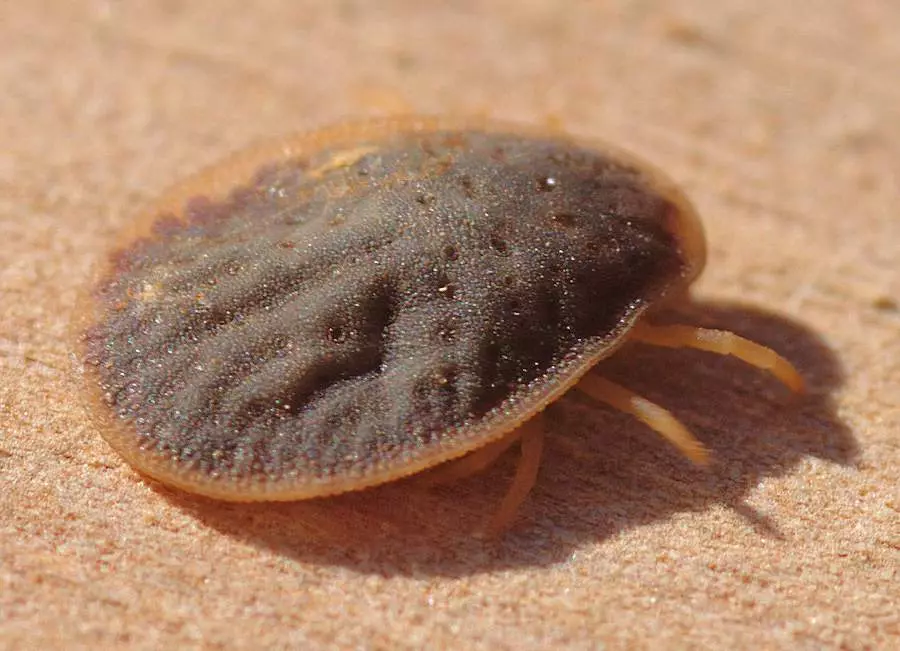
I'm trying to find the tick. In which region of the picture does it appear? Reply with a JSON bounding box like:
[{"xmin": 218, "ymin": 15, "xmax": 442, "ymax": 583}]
[{"xmin": 76, "ymin": 117, "xmax": 804, "ymax": 533}]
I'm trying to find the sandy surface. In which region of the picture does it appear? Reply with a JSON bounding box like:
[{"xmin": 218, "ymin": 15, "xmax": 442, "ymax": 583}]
[{"xmin": 1, "ymin": 1, "xmax": 897, "ymax": 649}]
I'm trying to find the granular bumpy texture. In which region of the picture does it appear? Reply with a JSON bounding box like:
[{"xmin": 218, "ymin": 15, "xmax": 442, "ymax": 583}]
[{"xmin": 79, "ymin": 121, "xmax": 697, "ymax": 497}]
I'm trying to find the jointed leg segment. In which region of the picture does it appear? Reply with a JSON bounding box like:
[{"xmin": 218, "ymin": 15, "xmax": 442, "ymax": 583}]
[
  {"xmin": 577, "ymin": 320, "xmax": 804, "ymax": 466},
  {"xmin": 423, "ymin": 418, "xmax": 546, "ymax": 536},
  {"xmin": 628, "ymin": 322, "xmax": 805, "ymax": 393},
  {"xmin": 577, "ymin": 374, "xmax": 710, "ymax": 464},
  {"xmin": 482, "ymin": 419, "xmax": 545, "ymax": 537},
  {"xmin": 421, "ymin": 428, "xmax": 527, "ymax": 486}
]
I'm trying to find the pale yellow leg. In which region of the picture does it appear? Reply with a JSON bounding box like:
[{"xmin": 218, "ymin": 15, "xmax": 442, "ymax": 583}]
[
  {"xmin": 481, "ymin": 419, "xmax": 546, "ymax": 537},
  {"xmin": 418, "ymin": 419, "xmax": 547, "ymax": 536},
  {"xmin": 420, "ymin": 429, "xmax": 525, "ymax": 486},
  {"xmin": 628, "ymin": 322, "xmax": 805, "ymax": 393},
  {"xmin": 577, "ymin": 374, "xmax": 710, "ymax": 465}
]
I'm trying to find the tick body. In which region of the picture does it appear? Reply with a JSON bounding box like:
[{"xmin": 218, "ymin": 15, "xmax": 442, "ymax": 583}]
[{"xmin": 77, "ymin": 117, "xmax": 803, "ymax": 531}]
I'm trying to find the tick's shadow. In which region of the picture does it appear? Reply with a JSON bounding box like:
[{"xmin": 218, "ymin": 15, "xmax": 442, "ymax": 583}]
[{"xmin": 161, "ymin": 300, "xmax": 855, "ymax": 576}]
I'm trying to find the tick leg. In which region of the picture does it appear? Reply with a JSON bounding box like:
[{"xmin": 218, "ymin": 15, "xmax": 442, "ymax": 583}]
[
  {"xmin": 420, "ymin": 429, "xmax": 525, "ymax": 486},
  {"xmin": 481, "ymin": 419, "xmax": 546, "ymax": 537},
  {"xmin": 628, "ymin": 323, "xmax": 805, "ymax": 393},
  {"xmin": 420, "ymin": 420, "xmax": 546, "ymax": 536},
  {"xmin": 577, "ymin": 374, "xmax": 709, "ymax": 465}
]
